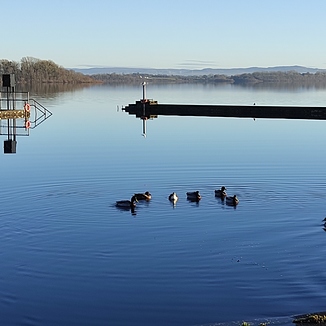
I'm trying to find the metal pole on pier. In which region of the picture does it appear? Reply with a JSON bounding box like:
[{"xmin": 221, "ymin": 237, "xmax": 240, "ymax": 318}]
[
  {"xmin": 141, "ymin": 82, "xmax": 147, "ymax": 137},
  {"xmin": 142, "ymin": 82, "xmax": 147, "ymax": 102}
]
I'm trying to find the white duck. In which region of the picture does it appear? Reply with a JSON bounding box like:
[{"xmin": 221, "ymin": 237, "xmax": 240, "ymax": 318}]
[{"xmin": 168, "ymin": 192, "xmax": 178, "ymax": 203}]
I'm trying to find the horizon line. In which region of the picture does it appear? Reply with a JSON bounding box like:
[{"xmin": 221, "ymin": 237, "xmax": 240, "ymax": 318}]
[{"xmin": 70, "ymin": 64, "xmax": 323, "ymax": 70}]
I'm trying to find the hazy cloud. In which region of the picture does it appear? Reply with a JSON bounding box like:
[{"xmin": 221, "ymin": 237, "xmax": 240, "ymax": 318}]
[{"xmin": 177, "ymin": 60, "xmax": 219, "ymax": 69}]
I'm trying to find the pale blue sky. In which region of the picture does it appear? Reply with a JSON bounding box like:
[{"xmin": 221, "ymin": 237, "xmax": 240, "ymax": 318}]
[{"xmin": 3, "ymin": 0, "xmax": 326, "ymax": 69}]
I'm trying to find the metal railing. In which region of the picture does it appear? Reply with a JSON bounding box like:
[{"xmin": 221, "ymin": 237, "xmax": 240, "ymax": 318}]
[{"xmin": 0, "ymin": 90, "xmax": 52, "ymax": 136}]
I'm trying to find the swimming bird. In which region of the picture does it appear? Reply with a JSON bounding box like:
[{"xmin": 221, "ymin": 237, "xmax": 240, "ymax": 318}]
[
  {"xmin": 168, "ymin": 192, "xmax": 178, "ymax": 203},
  {"xmin": 215, "ymin": 186, "xmax": 227, "ymax": 198},
  {"xmin": 186, "ymin": 191, "xmax": 201, "ymax": 201},
  {"xmin": 226, "ymin": 195, "xmax": 239, "ymax": 206},
  {"xmin": 116, "ymin": 195, "xmax": 138, "ymax": 208},
  {"xmin": 134, "ymin": 191, "xmax": 152, "ymax": 201}
]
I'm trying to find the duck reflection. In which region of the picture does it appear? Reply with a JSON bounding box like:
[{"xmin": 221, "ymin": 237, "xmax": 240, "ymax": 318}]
[
  {"xmin": 322, "ymin": 218, "xmax": 326, "ymax": 231},
  {"xmin": 115, "ymin": 205, "xmax": 137, "ymax": 216}
]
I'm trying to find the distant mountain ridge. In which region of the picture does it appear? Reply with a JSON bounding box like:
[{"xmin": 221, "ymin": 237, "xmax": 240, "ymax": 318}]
[{"xmin": 72, "ymin": 65, "xmax": 325, "ymax": 76}]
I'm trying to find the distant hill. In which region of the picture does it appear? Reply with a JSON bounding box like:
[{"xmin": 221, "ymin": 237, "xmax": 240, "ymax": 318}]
[{"xmin": 72, "ymin": 65, "xmax": 325, "ymax": 76}]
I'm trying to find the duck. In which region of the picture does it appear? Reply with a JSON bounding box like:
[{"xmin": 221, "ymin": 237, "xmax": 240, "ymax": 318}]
[
  {"xmin": 186, "ymin": 191, "xmax": 201, "ymax": 201},
  {"xmin": 168, "ymin": 192, "xmax": 178, "ymax": 203},
  {"xmin": 134, "ymin": 191, "xmax": 152, "ymax": 201},
  {"xmin": 215, "ymin": 186, "xmax": 227, "ymax": 198},
  {"xmin": 116, "ymin": 195, "xmax": 138, "ymax": 208},
  {"xmin": 226, "ymin": 195, "xmax": 239, "ymax": 206}
]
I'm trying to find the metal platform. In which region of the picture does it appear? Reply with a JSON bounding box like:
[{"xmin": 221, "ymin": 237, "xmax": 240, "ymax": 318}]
[
  {"xmin": 123, "ymin": 82, "xmax": 326, "ymax": 137},
  {"xmin": 124, "ymin": 99, "xmax": 326, "ymax": 120},
  {"xmin": 0, "ymin": 90, "xmax": 52, "ymax": 137}
]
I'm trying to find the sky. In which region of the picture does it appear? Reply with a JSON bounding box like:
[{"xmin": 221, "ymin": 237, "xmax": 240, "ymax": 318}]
[{"xmin": 2, "ymin": 0, "xmax": 326, "ymax": 70}]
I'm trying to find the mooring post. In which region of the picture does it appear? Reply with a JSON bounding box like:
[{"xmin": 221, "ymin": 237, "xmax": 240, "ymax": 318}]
[
  {"xmin": 142, "ymin": 82, "xmax": 147, "ymax": 102},
  {"xmin": 141, "ymin": 82, "xmax": 147, "ymax": 137}
]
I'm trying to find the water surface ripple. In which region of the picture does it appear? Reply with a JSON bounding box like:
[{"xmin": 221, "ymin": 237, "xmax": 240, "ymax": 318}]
[{"xmin": 0, "ymin": 84, "xmax": 326, "ymax": 325}]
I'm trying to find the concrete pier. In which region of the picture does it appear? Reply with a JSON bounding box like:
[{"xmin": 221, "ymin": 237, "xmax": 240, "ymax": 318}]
[{"xmin": 123, "ymin": 100, "xmax": 326, "ymax": 120}]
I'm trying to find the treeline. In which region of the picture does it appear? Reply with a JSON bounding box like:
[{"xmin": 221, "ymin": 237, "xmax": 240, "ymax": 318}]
[
  {"xmin": 3, "ymin": 57, "xmax": 326, "ymax": 87},
  {"xmin": 91, "ymin": 73, "xmax": 232, "ymax": 85},
  {"xmin": 232, "ymin": 71, "xmax": 326, "ymax": 86},
  {"xmin": 92, "ymin": 71, "xmax": 326, "ymax": 87},
  {"xmin": 0, "ymin": 57, "xmax": 99, "ymax": 84}
]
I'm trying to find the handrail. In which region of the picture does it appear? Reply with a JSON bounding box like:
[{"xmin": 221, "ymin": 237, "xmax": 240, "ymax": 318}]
[
  {"xmin": 0, "ymin": 90, "xmax": 52, "ymax": 135},
  {"xmin": 29, "ymin": 98, "xmax": 53, "ymax": 129}
]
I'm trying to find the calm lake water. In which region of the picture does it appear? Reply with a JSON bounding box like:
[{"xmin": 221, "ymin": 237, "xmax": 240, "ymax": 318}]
[{"xmin": 1, "ymin": 83, "xmax": 326, "ymax": 326}]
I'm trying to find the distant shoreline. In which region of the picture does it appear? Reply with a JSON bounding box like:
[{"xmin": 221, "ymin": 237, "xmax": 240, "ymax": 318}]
[
  {"xmin": 90, "ymin": 71, "xmax": 326, "ymax": 87},
  {"xmin": 73, "ymin": 65, "xmax": 326, "ymax": 76},
  {"xmin": 2, "ymin": 58, "xmax": 326, "ymax": 86}
]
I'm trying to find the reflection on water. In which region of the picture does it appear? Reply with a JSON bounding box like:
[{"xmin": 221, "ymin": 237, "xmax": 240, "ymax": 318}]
[
  {"xmin": 0, "ymin": 83, "xmax": 326, "ymax": 325},
  {"xmin": 0, "ymin": 82, "xmax": 53, "ymax": 154},
  {"xmin": 15, "ymin": 82, "xmax": 94, "ymax": 97},
  {"xmin": 235, "ymin": 81, "xmax": 326, "ymax": 90}
]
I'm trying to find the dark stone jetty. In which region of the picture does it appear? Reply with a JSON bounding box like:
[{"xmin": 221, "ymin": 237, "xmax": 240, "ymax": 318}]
[{"xmin": 123, "ymin": 100, "xmax": 326, "ymax": 120}]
